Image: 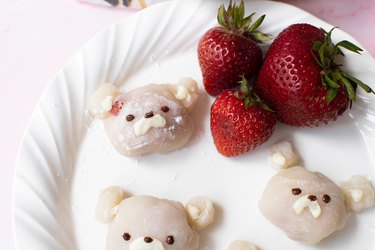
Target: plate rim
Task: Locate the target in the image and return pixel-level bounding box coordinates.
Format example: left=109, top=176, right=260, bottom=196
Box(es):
left=12, top=0, right=375, bottom=249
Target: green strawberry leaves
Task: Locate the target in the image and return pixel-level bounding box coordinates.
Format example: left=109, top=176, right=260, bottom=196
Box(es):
left=312, top=27, right=374, bottom=104
left=336, top=40, right=363, bottom=54
left=342, top=72, right=374, bottom=93
left=217, top=0, right=272, bottom=43
left=234, top=75, right=274, bottom=112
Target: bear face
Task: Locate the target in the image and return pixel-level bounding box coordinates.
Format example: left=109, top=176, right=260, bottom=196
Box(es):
left=96, top=187, right=215, bottom=250
left=88, top=78, right=198, bottom=156
left=106, top=196, right=199, bottom=250
left=260, top=141, right=375, bottom=245
left=259, top=166, right=347, bottom=244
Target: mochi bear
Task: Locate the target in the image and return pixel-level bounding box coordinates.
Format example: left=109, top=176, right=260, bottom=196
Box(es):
left=259, top=141, right=375, bottom=244
left=88, top=78, right=199, bottom=156
left=95, top=186, right=215, bottom=250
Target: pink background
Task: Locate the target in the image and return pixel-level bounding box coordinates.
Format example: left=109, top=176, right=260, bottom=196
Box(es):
left=0, top=0, right=374, bottom=249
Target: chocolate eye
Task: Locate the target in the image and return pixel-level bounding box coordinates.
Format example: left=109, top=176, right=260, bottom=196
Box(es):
left=126, top=114, right=135, bottom=122
left=291, top=188, right=302, bottom=195
left=322, top=194, right=331, bottom=203
left=122, top=232, right=131, bottom=241
left=165, top=235, right=174, bottom=245
left=161, top=106, right=170, bottom=113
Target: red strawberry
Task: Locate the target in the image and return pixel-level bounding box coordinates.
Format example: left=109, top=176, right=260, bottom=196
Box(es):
left=210, top=76, right=276, bottom=157
left=255, top=23, right=374, bottom=127
left=110, top=98, right=125, bottom=116
left=198, top=0, right=271, bottom=96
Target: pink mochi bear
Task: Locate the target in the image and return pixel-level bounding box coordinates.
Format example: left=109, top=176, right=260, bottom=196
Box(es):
left=89, top=78, right=199, bottom=156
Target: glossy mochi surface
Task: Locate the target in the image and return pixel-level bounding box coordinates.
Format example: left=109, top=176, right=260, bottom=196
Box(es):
left=105, top=195, right=199, bottom=250
left=104, top=84, right=194, bottom=156
left=259, top=166, right=347, bottom=244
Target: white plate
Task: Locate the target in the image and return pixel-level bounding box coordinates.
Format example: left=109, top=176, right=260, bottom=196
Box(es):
left=13, top=0, right=375, bottom=249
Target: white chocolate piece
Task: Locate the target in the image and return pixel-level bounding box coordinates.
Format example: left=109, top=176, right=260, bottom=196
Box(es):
left=351, top=189, right=364, bottom=203
left=340, top=175, right=375, bottom=212
left=101, top=96, right=115, bottom=112
left=227, top=240, right=259, bottom=250
left=95, top=186, right=125, bottom=223
left=293, top=195, right=321, bottom=219
left=170, top=77, right=199, bottom=112
left=129, top=237, right=165, bottom=250
left=268, top=141, right=299, bottom=169
left=185, top=196, right=215, bottom=230
left=175, top=85, right=190, bottom=101
left=89, top=83, right=120, bottom=119
left=133, top=114, right=166, bottom=136
left=271, top=152, right=286, bottom=167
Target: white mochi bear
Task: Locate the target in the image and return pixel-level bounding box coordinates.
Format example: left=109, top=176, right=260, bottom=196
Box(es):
left=259, top=141, right=375, bottom=244
left=88, top=78, right=199, bottom=156
left=95, top=186, right=215, bottom=250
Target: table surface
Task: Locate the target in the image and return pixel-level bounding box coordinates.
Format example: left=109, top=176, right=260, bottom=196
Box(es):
left=1, top=0, right=374, bottom=249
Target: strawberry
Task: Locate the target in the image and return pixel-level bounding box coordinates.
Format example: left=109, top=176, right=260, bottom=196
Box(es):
left=255, top=23, right=374, bottom=127
left=210, top=76, right=276, bottom=157
left=110, top=98, right=125, bottom=116
left=197, top=0, right=271, bottom=96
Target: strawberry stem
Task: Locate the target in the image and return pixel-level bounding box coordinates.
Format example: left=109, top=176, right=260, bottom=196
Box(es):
left=235, top=75, right=274, bottom=112
left=312, top=27, right=375, bottom=104
left=217, top=0, right=272, bottom=43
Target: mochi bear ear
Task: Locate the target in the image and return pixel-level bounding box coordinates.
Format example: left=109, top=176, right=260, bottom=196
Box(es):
left=185, top=196, right=215, bottom=230
left=88, top=83, right=121, bottom=120
left=169, top=77, right=199, bottom=112
left=95, top=186, right=126, bottom=223
left=340, top=175, right=375, bottom=213
left=268, top=141, right=299, bottom=170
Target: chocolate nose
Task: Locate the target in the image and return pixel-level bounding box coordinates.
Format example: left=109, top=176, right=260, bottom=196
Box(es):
left=144, top=237, right=153, bottom=243
left=307, top=195, right=317, bottom=201
left=144, top=111, right=154, bottom=118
